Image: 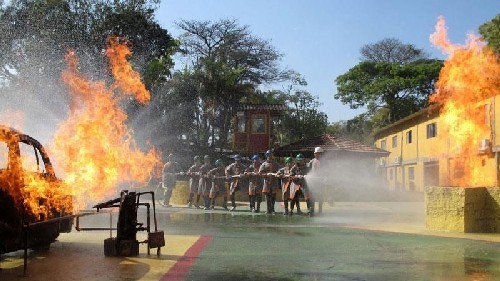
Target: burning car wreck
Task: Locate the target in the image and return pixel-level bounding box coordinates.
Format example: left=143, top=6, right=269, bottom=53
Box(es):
left=0, top=125, right=73, bottom=254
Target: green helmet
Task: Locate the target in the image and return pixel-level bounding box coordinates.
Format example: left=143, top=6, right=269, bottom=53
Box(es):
left=215, top=159, right=224, bottom=166
left=204, top=155, right=210, bottom=160
left=284, top=157, right=293, bottom=164
left=194, top=155, right=201, bottom=161
left=295, top=153, right=304, bottom=161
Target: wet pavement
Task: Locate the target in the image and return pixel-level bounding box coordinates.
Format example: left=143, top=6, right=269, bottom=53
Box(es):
left=1, top=201, right=500, bottom=280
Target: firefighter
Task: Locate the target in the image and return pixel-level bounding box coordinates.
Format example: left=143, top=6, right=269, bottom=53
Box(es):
left=290, top=154, right=308, bottom=216
left=186, top=156, right=202, bottom=208
left=208, top=159, right=228, bottom=210
left=276, top=156, right=293, bottom=215
left=225, top=154, right=247, bottom=211
left=245, top=154, right=263, bottom=212
left=259, top=149, right=281, bottom=214
left=198, top=155, right=213, bottom=210
left=162, top=153, right=182, bottom=207
left=308, top=146, right=326, bottom=214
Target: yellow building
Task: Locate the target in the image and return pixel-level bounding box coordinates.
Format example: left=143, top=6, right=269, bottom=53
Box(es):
left=373, top=99, right=500, bottom=192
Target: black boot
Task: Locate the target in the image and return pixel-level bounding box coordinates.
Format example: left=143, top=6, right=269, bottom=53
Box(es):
left=230, top=193, right=236, bottom=211
left=283, top=199, right=289, bottom=215
left=271, top=194, right=276, bottom=214
left=306, top=199, right=314, bottom=217
left=296, top=198, right=303, bottom=215
left=195, top=194, right=201, bottom=208
left=249, top=195, right=255, bottom=212
left=265, top=194, right=272, bottom=214
left=188, top=193, right=194, bottom=207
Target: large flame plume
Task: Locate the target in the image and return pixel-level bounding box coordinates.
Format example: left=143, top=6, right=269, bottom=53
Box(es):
left=1, top=37, right=159, bottom=220
left=52, top=36, right=159, bottom=209
left=429, top=16, right=500, bottom=187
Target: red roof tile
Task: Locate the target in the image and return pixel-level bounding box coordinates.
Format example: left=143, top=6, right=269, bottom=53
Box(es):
left=274, top=134, right=389, bottom=158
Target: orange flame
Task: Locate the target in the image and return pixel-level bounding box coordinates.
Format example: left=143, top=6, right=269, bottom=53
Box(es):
left=106, top=37, right=150, bottom=104
left=429, top=16, right=500, bottom=187
left=51, top=37, right=159, bottom=209
left=0, top=37, right=159, bottom=219
left=0, top=127, right=72, bottom=220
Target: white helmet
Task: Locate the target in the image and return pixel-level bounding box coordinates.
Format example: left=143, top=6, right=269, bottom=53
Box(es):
left=314, top=147, right=324, bottom=153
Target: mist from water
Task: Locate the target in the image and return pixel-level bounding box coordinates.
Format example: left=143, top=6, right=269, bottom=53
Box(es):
left=304, top=152, right=423, bottom=203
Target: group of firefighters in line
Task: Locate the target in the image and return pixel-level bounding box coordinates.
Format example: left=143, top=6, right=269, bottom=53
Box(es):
left=161, top=147, right=326, bottom=216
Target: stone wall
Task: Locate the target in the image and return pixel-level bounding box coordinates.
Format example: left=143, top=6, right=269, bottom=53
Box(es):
left=425, top=186, right=500, bottom=233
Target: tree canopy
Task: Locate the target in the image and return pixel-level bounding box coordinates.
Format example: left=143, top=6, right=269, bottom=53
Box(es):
left=153, top=19, right=293, bottom=155
left=360, top=38, right=428, bottom=64
left=479, top=14, right=500, bottom=55
left=0, top=0, right=176, bottom=122
left=335, top=39, right=443, bottom=130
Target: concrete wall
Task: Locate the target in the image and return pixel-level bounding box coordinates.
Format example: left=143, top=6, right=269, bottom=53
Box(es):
left=426, top=186, right=500, bottom=233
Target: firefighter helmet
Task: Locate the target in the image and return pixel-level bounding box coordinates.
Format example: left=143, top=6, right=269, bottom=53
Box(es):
left=265, top=149, right=273, bottom=157
left=314, top=147, right=324, bottom=153
left=284, top=157, right=293, bottom=164
left=233, top=154, right=242, bottom=161
left=204, top=155, right=210, bottom=160
left=251, top=154, right=260, bottom=161
left=295, top=153, right=304, bottom=160
left=215, top=159, right=224, bottom=166
left=194, top=155, right=201, bottom=161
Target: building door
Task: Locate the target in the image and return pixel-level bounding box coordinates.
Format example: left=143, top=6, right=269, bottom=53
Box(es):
left=424, top=161, right=439, bottom=187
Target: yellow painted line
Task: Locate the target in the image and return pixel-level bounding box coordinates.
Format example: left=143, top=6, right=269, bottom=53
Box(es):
left=127, top=235, right=200, bottom=281
left=0, top=233, right=201, bottom=281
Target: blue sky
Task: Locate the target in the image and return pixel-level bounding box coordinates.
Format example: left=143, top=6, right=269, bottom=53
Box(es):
left=156, top=0, right=499, bottom=123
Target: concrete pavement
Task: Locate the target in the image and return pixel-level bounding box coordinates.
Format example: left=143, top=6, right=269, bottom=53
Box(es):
left=1, top=201, right=500, bottom=280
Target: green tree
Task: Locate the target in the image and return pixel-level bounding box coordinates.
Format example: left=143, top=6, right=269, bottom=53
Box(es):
left=360, top=38, right=428, bottom=63
left=335, top=38, right=443, bottom=126
left=282, top=90, right=328, bottom=143
left=0, top=0, right=176, bottom=146
left=479, top=14, right=500, bottom=54
left=327, top=114, right=375, bottom=144
left=174, top=19, right=290, bottom=153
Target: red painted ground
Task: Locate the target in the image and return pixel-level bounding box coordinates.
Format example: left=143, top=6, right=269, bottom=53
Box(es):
left=160, top=235, right=212, bottom=281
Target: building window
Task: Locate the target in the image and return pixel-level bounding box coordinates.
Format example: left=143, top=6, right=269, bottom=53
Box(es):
left=380, top=140, right=386, bottom=150
left=252, top=115, right=266, bottom=133
left=426, top=123, right=437, bottom=139
left=408, top=166, right=415, bottom=180
left=406, top=130, right=413, bottom=144
left=237, top=112, right=246, bottom=133
left=392, top=135, right=398, bottom=148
